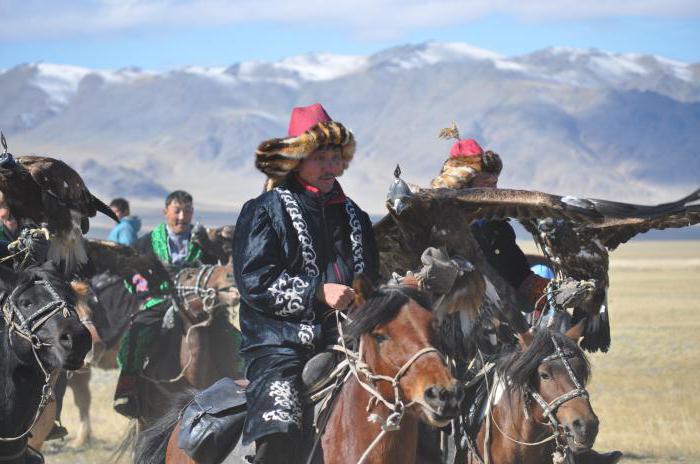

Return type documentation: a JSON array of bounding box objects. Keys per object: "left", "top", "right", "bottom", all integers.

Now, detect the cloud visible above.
[{"left": 1, "top": 0, "right": 699, "bottom": 41}]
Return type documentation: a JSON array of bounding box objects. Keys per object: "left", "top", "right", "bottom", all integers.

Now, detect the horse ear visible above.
[
  {"left": 564, "top": 319, "right": 586, "bottom": 342},
  {"left": 352, "top": 273, "right": 376, "bottom": 307},
  {"left": 516, "top": 330, "right": 534, "bottom": 350}
]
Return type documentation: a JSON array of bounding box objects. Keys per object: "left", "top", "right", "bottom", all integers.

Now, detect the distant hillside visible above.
[{"left": 1, "top": 41, "right": 698, "bottom": 216}]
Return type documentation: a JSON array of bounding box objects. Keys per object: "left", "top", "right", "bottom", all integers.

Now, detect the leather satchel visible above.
[{"left": 177, "top": 377, "right": 248, "bottom": 464}]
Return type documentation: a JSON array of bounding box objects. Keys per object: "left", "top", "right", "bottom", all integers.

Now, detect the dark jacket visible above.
[
  {"left": 233, "top": 176, "right": 379, "bottom": 355},
  {"left": 471, "top": 219, "right": 533, "bottom": 289}
]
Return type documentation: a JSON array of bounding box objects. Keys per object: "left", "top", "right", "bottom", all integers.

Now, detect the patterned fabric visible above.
[
  {"left": 268, "top": 271, "right": 311, "bottom": 317},
  {"left": 345, "top": 199, "right": 365, "bottom": 274},
  {"left": 242, "top": 351, "right": 310, "bottom": 445},
  {"left": 275, "top": 187, "right": 364, "bottom": 277},
  {"left": 275, "top": 189, "right": 320, "bottom": 277}
]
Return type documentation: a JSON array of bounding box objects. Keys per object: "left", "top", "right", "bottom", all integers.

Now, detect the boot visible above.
[
  {"left": 575, "top": 449, "right": 623, "bottom": 464},
  {"left": 26, "top": 446, "right": 45, "bottom": 464},
  {"left": 113, "top": 374, "right": 140, "bottom": 418},
  {"left": 301, "top": 351, "right": 338, "bottom": 392}
]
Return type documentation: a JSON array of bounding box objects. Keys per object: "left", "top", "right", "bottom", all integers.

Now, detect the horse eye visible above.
[
  {"left": 19, "top": 298, "right": 32, "bottom": 308},
  {"left": 539, "top": 371, "right": 550, "bottom": 381},
  {"left": 372, "top": 333, "right": 388, "bottom": 344}
]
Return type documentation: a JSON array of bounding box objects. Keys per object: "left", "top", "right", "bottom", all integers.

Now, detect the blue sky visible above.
[{"left": 1, "top": 0, "right": 699, "bottom": 70}]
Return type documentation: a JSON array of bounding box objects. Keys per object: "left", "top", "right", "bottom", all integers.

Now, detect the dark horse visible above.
[
  {"left": 0, "top": 262, "right": 92, "bottom": 463},
  {"left": 133, "top": 276, "right": 462, "bottom": 464},
  {"left": 463, "top": 326, "right": 616, "bottom": 464}
]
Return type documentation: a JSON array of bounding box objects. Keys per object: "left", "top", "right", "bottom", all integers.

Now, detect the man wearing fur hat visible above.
[
  {"left": 431, "top": 130, "right": 622, "bottom": 464},
  {"left": 233, "top": 103, "right": 379, "bottom": 463},
  {"left": 432, "top": 129, "right": 550, "bottom": 314}
]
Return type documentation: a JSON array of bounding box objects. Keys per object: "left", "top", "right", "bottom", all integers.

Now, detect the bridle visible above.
[
  {"left": 478, "top": 335, "right": 589, "bottom": 464},
  {"left": 174, "top": 265, "right": 233, "bottom": 319},
  {"left": 0, "top": 278, "right": 76, "bottom": 445},
  {"left": 332, "top": 287, "right": 447, "bottom": 464},
  {"left": 142, "top": 265, "right": 235, "bottom": 385},
  {"left": 527, "top": 336, "right": 588, "bottom": 434}
]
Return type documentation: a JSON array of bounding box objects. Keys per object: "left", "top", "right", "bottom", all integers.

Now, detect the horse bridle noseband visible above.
[
  {"left": 142, "top": 265, "right": 234, "bottom": 385},
  {"left": 1, "top": 278, "right": 77, "bottom": 445},
  {"left": 528, "top": 336, "right": 589, "bottom": 430},
  {"left": 477, "top": 336, "right": 590, "bottom": 464},
  {"left": 524, "top": 335, "right": 589, "bottom": 463},
  {"left": 2, "top": 280, "right": 73, "bottom": 349},
  {"left": 174, "top": 265, "right": 233, "bottom": 317},
  {"left": 333, "top": 286, "right": 446, "bottom": 464}
]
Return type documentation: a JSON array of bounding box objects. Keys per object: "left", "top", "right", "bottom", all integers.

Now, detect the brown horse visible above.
[
  {"left": 134, "top": 276, "right": 462, "bottom": 464},
  {"left": 465, "top": 326, "right": 603, "bottom": 464},
  {"left": 32, "top": 263, "right": 241, "bottom": 448}
]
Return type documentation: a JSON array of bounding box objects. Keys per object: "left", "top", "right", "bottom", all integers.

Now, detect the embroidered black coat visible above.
[{"left": 233, "top": 177, "right": 379, "bottom": 356}]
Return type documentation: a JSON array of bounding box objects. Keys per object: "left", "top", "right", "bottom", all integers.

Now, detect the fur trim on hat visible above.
[
  {"left": 430, "top": 156, "right": 481, "bottom": 189},
  {"left": 256, "top": 121, "right": 356, "bottom": 191}
]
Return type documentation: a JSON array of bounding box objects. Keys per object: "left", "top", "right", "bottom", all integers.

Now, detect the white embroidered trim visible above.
[
  {"left": 268, "top": 271, "right": 309, "bottom": 317},
  {"left": 275, "top": 188, "right": 320, "bottom": 277},
  {"left": 344, "top": 199, "right": 365, "bottom": 274},
  {"left": 298, "top": 324, "right": 314, "bottom": 346},
  {"left": 262, "top": 380, "right": 302, "bottom": 425}
]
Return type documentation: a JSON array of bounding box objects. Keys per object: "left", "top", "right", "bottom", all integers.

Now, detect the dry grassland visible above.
[{"left": 43, "top": 241, "right": 700, "bottom": 463}]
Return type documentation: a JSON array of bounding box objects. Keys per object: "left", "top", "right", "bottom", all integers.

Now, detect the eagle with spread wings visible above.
[
  {"left": 376, "top": 166, "right": 700, "bottom": 357},
  {"left": 521, "top": 190, "right": 700, "bottom": 352},
  {"left": 0, "top": 132, "right": 118, "bottom": 273}
]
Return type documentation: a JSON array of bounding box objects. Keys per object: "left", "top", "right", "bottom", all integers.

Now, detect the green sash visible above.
[{"left": 143, "top": 223, "right": 203, "bottom": 309}]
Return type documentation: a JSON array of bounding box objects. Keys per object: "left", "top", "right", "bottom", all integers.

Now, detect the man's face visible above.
[
  {"left": 0, "top": 206, "right": 17, "bottom": 232},
  {"left": 296, "top": 147, "right": 343, "bottom": 193},
  {"left": 164, "top": 200, "right": 194, "bottom": 234}
]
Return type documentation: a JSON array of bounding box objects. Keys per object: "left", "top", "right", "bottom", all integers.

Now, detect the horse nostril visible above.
[
  {"left": 425, "top": 386, "right": 440, "bottom": 401},
  {"left": 59, "top": 332, "right": 73, "bottom": 350}
]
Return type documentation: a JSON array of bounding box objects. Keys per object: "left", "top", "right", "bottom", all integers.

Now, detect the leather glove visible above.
[{"left": 419, "top": 247, "right": 460, "bottom": 295}]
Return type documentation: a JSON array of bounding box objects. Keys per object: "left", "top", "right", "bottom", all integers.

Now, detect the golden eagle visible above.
[
  {"left": 0, "top": 132, "right": 118, "bottom": 273},
  {"left": 522, "top": 189, "right": 700, "bottom": 352},
  {"left": 378, "top": 170, "right": 699, "bottom": 357}
]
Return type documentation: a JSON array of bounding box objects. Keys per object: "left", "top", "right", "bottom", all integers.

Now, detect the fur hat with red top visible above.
[
  {"left": 430, "top": 122, "right": 502, "bottom": 189},
  {"left": 256, "top": 103, "right": 356, "bottom": 191}
]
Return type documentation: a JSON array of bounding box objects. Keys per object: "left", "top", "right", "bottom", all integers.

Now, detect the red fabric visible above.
[
  {"left": 287, "top": 103, "right": 332, "bottom": 137},
  {"left": 294, "top": 174, "right": 347, "bottom": 205},
  {"left": 449, "top": 139, "right": 484, "bottom": 158}
]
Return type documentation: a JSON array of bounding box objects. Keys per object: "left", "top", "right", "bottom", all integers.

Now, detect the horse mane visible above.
[
  {"left": 495, "top": 329, "right": 590, "bottom": 393},
  {"left": 344, "top": 285, "right": 432, "bottom": 341}
]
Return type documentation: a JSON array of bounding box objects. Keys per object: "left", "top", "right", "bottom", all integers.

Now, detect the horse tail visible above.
[{"left": 133, "top": 389, "right": 196, "bottom": 464}]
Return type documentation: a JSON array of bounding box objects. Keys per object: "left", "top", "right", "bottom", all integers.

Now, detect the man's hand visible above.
[{"left": 317, "top": 283, "right": 355, "bottom": 310}]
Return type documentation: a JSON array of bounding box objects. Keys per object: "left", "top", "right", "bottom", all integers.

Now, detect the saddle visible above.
[
  {"left": 178, "top": 377, "right": 249, "bottom": 464},
  {"left": 177, "top": 354, "right": 349, "bottom": 464}
]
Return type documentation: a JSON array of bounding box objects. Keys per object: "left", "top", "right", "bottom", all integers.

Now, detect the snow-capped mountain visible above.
[{"left": 0, "top": 41, "right": 698, "bottom": 219}]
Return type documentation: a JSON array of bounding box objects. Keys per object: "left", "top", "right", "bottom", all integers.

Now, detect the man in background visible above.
[{"left": 107, "top": 198, "right": 140, "bottom": 246}]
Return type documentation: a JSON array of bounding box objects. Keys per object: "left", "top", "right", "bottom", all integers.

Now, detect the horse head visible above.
[
  {"left": 505, "top": 325, "right": 598, "bottom": 453},
  {"left": 345, "top": 274, "right": 462, "bottom": 428},
  {"left": 0, "top": 262, "right": 91, "bottom": 372},
  {"left": 174, "top": 264, "right": 239, "bottom": 323}
]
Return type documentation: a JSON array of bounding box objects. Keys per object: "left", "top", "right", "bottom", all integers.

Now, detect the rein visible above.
[
  {"left": 333, "top": 289, "right": 445, "bottom": 464},
  {"left": 0, "top": 278, "right": 75, "bottom": 445},
  {"left": 478, "top": 336, "right": 588, "bottom": 464},
  {"left": 142, "top": 265, "right": 230, "bottom": 385}
]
